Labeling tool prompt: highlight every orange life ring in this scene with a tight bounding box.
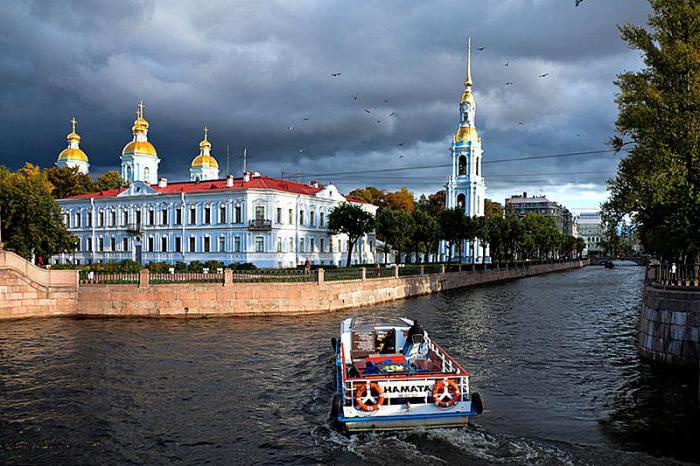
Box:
[355,382,385,411]
[432,379,460,408]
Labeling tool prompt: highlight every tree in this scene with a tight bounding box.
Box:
[605,0,700,262]
[347,186,386,207]
[439,208,467,263]
[484,199,504,218]
[95,171,127,191]
[385,187,415,212]
[411,208,440,263]
[327,202,375,267]
[0,165,76,260]
[45,166,96,199]
[417,190,446,217]
[375,208,404,264]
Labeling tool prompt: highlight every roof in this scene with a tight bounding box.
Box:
[64,175,324,199]
[350,316,412,332]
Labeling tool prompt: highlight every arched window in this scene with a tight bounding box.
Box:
[458,156,467,176]
[475,157,480,176]
[144,167,150,180]
[457,194,466,211]
[126,165,132,181]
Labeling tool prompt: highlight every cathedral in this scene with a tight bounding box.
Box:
[443,39,489,263]
[51,103,378,268]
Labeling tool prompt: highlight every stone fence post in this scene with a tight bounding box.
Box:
[458,264,462,272]
[361,267,366,280]
[392,264,399,278]
[139,269,150,288]
[440,264,445,275]
[419,265,424,275]
[224,268,233,286]
[317,268,324,285]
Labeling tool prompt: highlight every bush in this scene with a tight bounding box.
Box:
[174,261,189,273]
[229,262,257,271]
[204,260,224,272]
[146,262,170,273]
[187,261,204,272]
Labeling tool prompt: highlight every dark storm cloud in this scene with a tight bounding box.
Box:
[0,0,650,209]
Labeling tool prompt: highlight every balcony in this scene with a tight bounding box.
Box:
[125,222,143,235]
[248,219,272,231]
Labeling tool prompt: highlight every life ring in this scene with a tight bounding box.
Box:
[432,379,460,408]
[355,382,385,411]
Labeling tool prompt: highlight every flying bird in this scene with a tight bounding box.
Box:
[575,0,584,6]
[330,73,342,77]
[539,73,550,78]
[505,82,513,86]
[351,94,359,101]
[364,109,371,113]
[517,121,524,125]
[302,118,310,121]
[398,142,405,147]
[288,125,293,131]
[376,120,381,124]
[504,61,509,67]
[398,155,404,159]
[388,112,397,117]
[299,148,306,152]
[384,99,389,103]
[476,47,485,51]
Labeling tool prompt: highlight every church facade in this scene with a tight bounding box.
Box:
[52,105,378,268]
[442,39,489,263]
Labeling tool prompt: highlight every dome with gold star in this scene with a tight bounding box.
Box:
[191,128,218,168]
[122,101,158,157]
[57,118,89,162]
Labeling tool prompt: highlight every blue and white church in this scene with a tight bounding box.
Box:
[443,39,489,263]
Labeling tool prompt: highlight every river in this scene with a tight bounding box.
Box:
[1,266,698,465]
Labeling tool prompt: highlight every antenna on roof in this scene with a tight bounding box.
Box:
[242,147,247,174]
[226,144,230,177]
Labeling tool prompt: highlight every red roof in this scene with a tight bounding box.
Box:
[64,176,324,199]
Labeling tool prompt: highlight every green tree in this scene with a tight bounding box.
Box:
[385,187,415,212]
[95,171,127,191]
[45,166,96,199]
[484,199,504,218]
[411,208,440,263]
[328,202,375,267]
[439,207,467,263]
[347,186,386,207]
[0,165,76,260]
[472,216,488,264]
[375,208,403,264]
[605,0,700,262]
[417,190,446,217]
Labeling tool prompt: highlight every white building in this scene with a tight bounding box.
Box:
[575,211,603,255]
[442,39,489,263]
[55,118,89,174]
[52,105,379,268]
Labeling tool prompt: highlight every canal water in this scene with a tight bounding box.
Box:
[1,266,698,465]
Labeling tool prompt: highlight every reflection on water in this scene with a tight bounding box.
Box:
[0,266,697,464]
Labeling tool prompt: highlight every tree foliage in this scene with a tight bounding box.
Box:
[604,0,700,261]
[0,164,76,260]
[327,202,375,267]
[484,199,504,218]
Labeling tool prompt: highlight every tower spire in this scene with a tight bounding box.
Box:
[465,37,473,88]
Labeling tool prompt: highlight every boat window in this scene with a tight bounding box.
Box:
[375,329,395,354]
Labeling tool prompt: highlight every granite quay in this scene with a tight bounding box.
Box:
[0,249,587,320]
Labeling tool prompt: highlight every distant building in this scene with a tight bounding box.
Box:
[505,192,573,235]
[575,211,603,255]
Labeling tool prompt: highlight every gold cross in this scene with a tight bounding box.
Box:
[204,126,209,140]
[137,100,145,118]
[70,117,77,132]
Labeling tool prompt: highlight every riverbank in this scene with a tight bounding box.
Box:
[0,249,587,319]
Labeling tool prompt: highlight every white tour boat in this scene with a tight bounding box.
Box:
[331,316,483,431]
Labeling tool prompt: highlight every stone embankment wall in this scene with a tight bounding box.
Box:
[639,284,700,367]
[76,261,585,318]
[0,248,586,320]
[0,250,78,319]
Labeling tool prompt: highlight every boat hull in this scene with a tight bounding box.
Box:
[338,411,477,432]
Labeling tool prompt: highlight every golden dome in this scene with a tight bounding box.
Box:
[66,131,81,143]
[460,89,476,105]
[58,148,88,162]
[455,126,480,143]
[122,140,158,156]
[191,154,219,168]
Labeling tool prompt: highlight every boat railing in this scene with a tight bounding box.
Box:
[342,375,469,408]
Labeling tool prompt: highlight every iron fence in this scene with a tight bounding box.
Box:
[233,269,317,283]
[151,272,224,284]
[79,271,139,285]
[650,264,700,288]
[324,268,363,281]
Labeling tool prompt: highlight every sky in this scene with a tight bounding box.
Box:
[0,0,651,212]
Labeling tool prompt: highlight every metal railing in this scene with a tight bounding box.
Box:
[233,269,317,283]
[649,264,700,288]
[151,272,224,284]
[247,219,272,230]
[79,271,139,285]
[324,268,364,281]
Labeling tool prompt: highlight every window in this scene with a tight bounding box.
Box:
[310,238,315,252]
[255,236,264,253]
[320,212,324,227]
[148,209,155,225]
[123,238,129,252]
[234,236,241,252]
[299,238,304,253]
[144,167,150,180]
[219,205,226,224]
[86,211,92,227]
[75,212,81,228]
[111,211,116,226]
[175,208,182,225]
[161,237,168,252]
[299,210,304,225]
[136,210,141,226]
[160,209,167,225]
[289,208,293,224]
[320,238,325,252]
[276,237,282,252]
[204,207,211,224]
[476,157,480,176]
[458,155,467,176]
[329,239,333,252]
[255,206,264,220]
[203,236,211,252]
[338,240,342,252]
[277,207,282,224]
[457,193,466,211]
[98,211,104,227]
[110,237,116,251]
[235,206,242,223]
[218,236,225,252]
[123,209,129,226]
[175,237,182,253]
[87,238,92,252]
[189,236,196,252]
[148,237,154,252]
[310,211,315,226]
[189,207,196,224]
[98,237,104,251]
[288,238,294,252]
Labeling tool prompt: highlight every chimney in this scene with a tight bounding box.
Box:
[523,191,527,198]
[158,178,168,188]
[243,172,251,183]
[226,175,234,187]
